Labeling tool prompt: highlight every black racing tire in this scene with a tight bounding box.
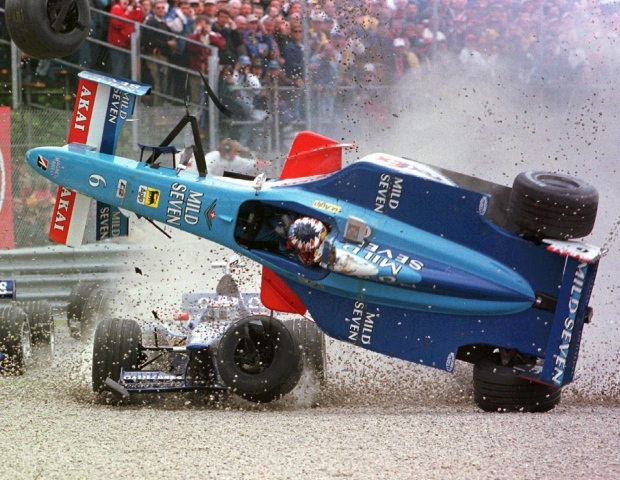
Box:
[473,358,562,413]
[5,0,90,60]
[0,306,32,375]
[80,288,110,340]
[217,315,303,403]
[16,300,55,357]
[92,318,143,394]
[508,171,598,239]
[284,318,327,385]
[67,281,98,337]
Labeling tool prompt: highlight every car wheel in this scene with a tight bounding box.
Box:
[284,318,327,385]
[473,358,562,413]
[0,306,32,375]
[67,281,98,338]
[80,288,110,340]
[507,171,598,239]
[16,300,55,358]
[5,0,90,60]
[92,318,143,394]
[217,315,303,403]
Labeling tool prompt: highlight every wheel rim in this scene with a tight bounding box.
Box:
[21,320,32,359]
[48,0,84,34]
[232,324,276,374]
[49,324,55,355]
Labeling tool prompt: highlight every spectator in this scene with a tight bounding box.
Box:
[168,0,196,98]
[249,58,268,117]
[142,0,153,18]
[274,18,291,52]
[232,55,260,120]
[143,0,177,103]
[449,0,468,51]
[261,59,296,127]
[108,0,144,78]
[286,0,302,19]
[240,1,252,18]
[367,22,395,74]
[261,16,283,67]
[164,0,180,21]
[212,8,246,66]
[204,0,218,22]
[391,0,408,20]
[309,11,330,54]
[264,4,279,22]
[218,64,250,121]
[78,0,112,69]
[236,14,248,31]
[309,43,338,124]
[283,23,304,120]
[244,14,274,68]
[390,37,419,83]
[322,0,340,31]
[283,23,303,81]
[243,14,262,59]
[458,33,491,78]
[404,1,419,24]
[187,15,225,104]
[252,4,265,18]
[229,0,242,18]
[190,0,203,17]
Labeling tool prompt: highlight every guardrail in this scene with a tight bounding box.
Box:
[0,244,133,311]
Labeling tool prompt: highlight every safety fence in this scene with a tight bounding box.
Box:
[0,244,132,311]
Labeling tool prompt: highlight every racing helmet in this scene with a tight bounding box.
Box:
[288,217,327,264]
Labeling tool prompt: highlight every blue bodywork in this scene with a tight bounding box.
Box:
[25,143,601,387]
[23,71,601,389]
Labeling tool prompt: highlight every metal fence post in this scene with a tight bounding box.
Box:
[274,80,280,154]
[10,41,20,110]
[208,46,219,152]
[131,24,141,152]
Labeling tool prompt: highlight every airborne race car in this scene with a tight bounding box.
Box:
[0,280,55,374]
[27,71,603,412]
[90,256,326,403]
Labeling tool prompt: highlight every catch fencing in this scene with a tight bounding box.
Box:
[0,244,132,311]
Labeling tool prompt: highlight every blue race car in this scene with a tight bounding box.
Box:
[27,71,602,411]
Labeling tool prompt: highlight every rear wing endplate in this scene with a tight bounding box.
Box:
[523,240,602,387]
[50,71,151,247]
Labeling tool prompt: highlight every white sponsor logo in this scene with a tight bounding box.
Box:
[116,179,127,199]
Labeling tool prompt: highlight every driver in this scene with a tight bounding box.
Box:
[287,217,328,266]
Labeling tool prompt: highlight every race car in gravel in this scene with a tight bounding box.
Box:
[26,71,603,411]
[0,280,55,374]
[91,256,325,403]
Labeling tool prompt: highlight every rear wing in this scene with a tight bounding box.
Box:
[49,71,151,246]
[280,131,354,179]
[523,240,602,387]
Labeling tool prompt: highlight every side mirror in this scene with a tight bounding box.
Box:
[252,173,266,194]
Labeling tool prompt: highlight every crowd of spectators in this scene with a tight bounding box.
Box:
[18,0,620,134]
[3,0,620,246]
[96,0,620,86]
